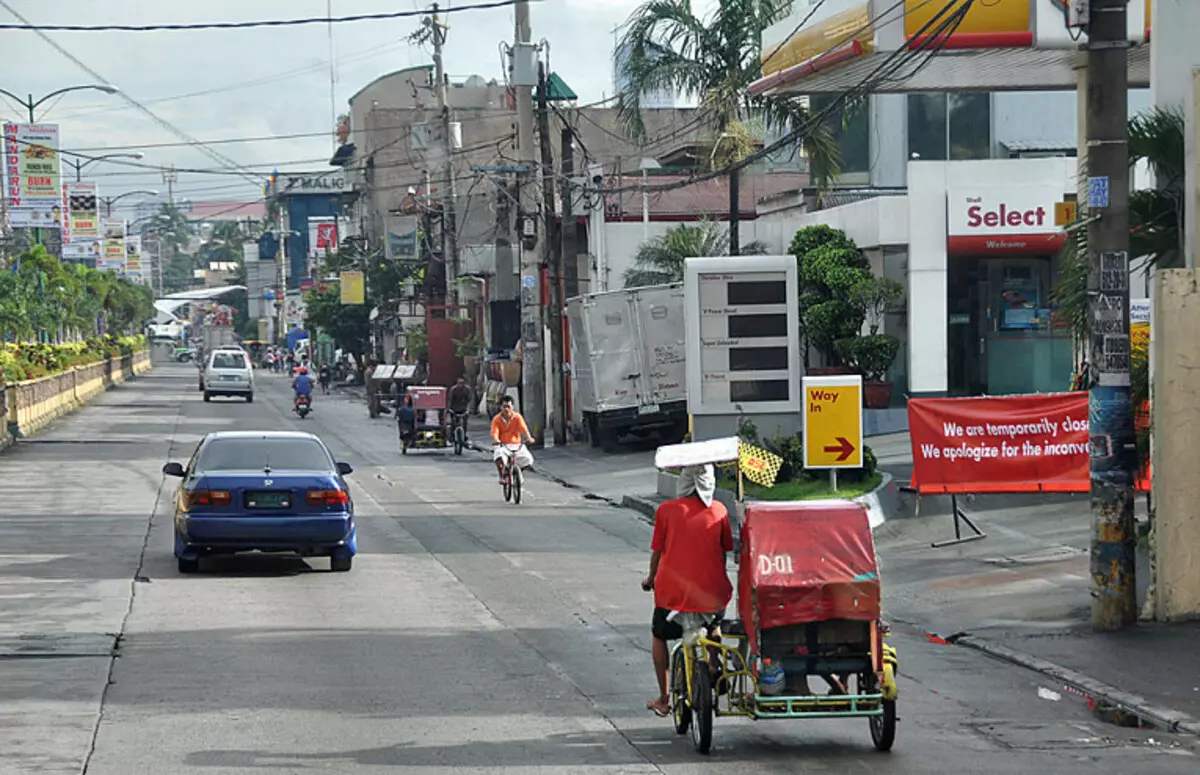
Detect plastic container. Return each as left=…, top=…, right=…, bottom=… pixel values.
left=759, top=658, right=786, bottom=696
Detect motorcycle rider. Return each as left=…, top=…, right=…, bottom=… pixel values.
left=292, top=366, right=313, bottom=411
left=318, top=362, right=332, bottom=394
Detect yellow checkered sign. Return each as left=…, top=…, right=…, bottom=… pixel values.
left=739, top=442, right=782, bottom=488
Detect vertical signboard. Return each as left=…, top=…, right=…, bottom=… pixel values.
left=124, top=235, right=145, bottom=283
left=3, top=123, right=62, bottom=227
left=99, top=220, right=126, bottom=272
left=802, top=375, right=864, bottom=469
left=683, top=255, right=800, bottom=416
left=340, top=270, right=365, bottom=304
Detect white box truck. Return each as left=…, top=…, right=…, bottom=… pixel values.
left=566, top=283, right=688, bottom=452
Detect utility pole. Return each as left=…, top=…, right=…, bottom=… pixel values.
left=728, top=169, right=740, bottom=255
left=538, top=64, right=565, bottom=446
left=560, top=126, right=579, bottom=297
left=1084, top=0, right=1137, bottom=631
left=513, top=0, right=545, bottom=445
left=162, top=166, right=176, bottom=206
left=430, top=3, right=459, bottom=307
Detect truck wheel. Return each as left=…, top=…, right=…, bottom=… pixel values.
left=587, top=416, right=600, bottom=448
left=599, top=427, right=619, bottom=454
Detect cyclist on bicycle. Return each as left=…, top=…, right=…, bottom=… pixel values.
left=448, top=376, right=472, bottom=431
left=642, top=464, right=733, bottom=717
left=490, top=395, right=535, bottom=481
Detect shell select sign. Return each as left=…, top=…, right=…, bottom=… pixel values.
left=802, top=375, right=863, bottom=469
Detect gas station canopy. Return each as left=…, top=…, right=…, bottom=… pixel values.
left=750, top=0, right=1152, bottom=98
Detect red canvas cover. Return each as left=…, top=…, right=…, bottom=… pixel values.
left=407, top=386, right=446, bottom=410
left=738, top=501, right=881, bottom=653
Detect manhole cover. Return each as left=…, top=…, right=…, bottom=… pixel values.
left=969, top=721, right=1125, bottom=750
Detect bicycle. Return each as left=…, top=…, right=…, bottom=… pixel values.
left=497, top=443, right=524, bottom=504
left=641, top=582, right=750, bottom=755
left=449, top=410, right=468, bottom=456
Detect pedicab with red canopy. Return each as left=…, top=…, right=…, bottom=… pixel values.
left=652, top=438, right=898, bottom=755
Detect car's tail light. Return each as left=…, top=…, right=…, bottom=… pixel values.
left=306, top=489, right=349, bottom=506
left=185, top=490, right=231, bottom=508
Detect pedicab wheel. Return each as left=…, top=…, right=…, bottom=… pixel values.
left=870, top=699, right=896, bottom=751
left=670, top=648, right=691, bottom=735
left=690, top=660, right=714, bottom=754
left=512, top=467, right=522, bottom=504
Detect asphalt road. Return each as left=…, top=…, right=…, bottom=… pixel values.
left=2, top=364, right=1195, bottom=774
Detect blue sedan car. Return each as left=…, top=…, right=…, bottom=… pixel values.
left=162, top=431, right=357, bottom=574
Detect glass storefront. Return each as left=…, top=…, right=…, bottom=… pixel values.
left=947, top=255, right=1073, bottom=396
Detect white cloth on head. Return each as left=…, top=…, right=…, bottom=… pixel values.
left=676, top=464, right=716, bottom=507
left=494, top=444, right=534, bottom=469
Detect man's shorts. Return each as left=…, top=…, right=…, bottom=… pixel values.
left=651, top=607, right=726, bottom=641
left=493, top=445, right=534, bottom=469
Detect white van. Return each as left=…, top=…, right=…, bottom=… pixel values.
left=204, top=348, right=254, bottom=403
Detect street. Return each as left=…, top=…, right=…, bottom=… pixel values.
left=1, top=365, right=1195, bottom=774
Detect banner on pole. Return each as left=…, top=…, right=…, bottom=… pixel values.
left=3, top=123, right=63, bottom=227
left=340, top=270, right=364, bottom=305
left=908, top=392, right=1149, bottom=494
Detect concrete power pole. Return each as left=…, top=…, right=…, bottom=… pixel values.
left=162, top=165, right=176, bottom=206
left=513, top=0, right=545, bottom=445
left=430, top=3, right=459, bottom=307
left=537, top=64, right=565, bottom=447
left=1084, top=0, right=1137, bottom=631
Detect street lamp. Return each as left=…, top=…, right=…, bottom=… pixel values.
left=0, top=84, right=120, bottom=246
left=66, top=152, right=145, bottom=182
left=0, top=84, right=120, bottom=122
left=100, top=190, right=159, bottom=219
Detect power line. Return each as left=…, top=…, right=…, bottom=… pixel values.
left=0, top=1, right=262, bottom=186
left=590, top=0, right=974, bottom=197
left=0, top=0, right=528, bottom=32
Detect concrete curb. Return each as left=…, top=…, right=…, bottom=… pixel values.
left=954, top=635, right=1200, bottom=736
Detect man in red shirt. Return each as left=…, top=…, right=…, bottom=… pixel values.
left=642, top=464, right=733, bottom=716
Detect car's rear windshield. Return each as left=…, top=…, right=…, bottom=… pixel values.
left=211, top=352, right=247, bottom=370
left=196, top=438, right=331, bottom=471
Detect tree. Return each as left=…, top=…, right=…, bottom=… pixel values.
left=617, top=0, right=841, bottom=185
left=623, top=220, right=768, bottom=287
left=790, top=224, right=872, bottom=367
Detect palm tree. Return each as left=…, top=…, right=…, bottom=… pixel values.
left=1052, top=106, right=1183, bottom=469
left=616, top=0, right=840, bottom=183
left=624, top=220, right=768, bottom=288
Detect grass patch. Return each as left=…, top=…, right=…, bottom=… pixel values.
left=717, top=472, right=883, bottom=501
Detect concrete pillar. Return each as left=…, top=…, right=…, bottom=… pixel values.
left=1150, top=269, right=1200, bottom=620
left=905, top=161, right=948, bottom=395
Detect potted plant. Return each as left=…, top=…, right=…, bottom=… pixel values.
left=837, top=335, right=901, bottom=408
left=453, top=331, right=485, bottom=376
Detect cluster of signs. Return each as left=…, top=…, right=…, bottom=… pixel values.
left=2, top=122, right=147, bottom=284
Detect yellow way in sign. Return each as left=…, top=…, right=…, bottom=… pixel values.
left=804, top=380, right=863, bottom=468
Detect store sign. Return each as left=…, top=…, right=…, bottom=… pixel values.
left=684, top=255, right=801, bottom=416
left=279, top=171, right=350, bottom=194
left=947, top=186, right=1066, bottom=255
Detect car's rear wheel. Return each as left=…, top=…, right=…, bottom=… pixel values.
left=331, top=553, right=353, bottom=572
left=246, top=393, right=254, bottom=403
left=203, top=392, right=212, bottom=402
left=177, top=556, right=199, bottom=574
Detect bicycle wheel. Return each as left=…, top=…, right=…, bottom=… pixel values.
left=690, top=659, right=713, bottom=754
left=503, top=471, right=512, bottom=502
left=512, top=466, right=522, bottom=504
left=454, top=427, right=463, bottom=456
left=670, top=647, right=691, bottom=735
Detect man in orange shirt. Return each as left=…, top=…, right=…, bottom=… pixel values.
left=490, top=395, right=535, bottom=480
left=642, top=464, right=733, bottom=716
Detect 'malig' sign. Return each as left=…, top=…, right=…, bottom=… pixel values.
left=946, top=186, right=1066, bottom=255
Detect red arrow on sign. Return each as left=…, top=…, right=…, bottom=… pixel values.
left=823, top=436, right=856, bottom=462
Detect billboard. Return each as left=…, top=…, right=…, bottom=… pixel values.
left=99, top=220, right=126, bottom=272
left=124, top=235, right=145, bottom=283
left=340, top=270, right=364, bottom=305
left=3, top=122, right=63, bottom=228
left=62, top=181, right=100, bottom=241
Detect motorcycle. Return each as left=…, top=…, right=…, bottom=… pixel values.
left=293, top=394, right=312, bottom=419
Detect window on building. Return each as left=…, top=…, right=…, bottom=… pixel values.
left=809, top=94, right=870, bottom=174
left=948, top=93, right=991, bottom=160
left=908, top=93, right=948, bottom=161
left=908, top=92, right=993, bottom=161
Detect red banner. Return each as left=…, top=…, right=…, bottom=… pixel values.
left=908, top=392, right=1150, bottom=494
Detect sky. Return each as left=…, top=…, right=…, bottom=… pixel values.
left=0, top=0, right=720, bottom=219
